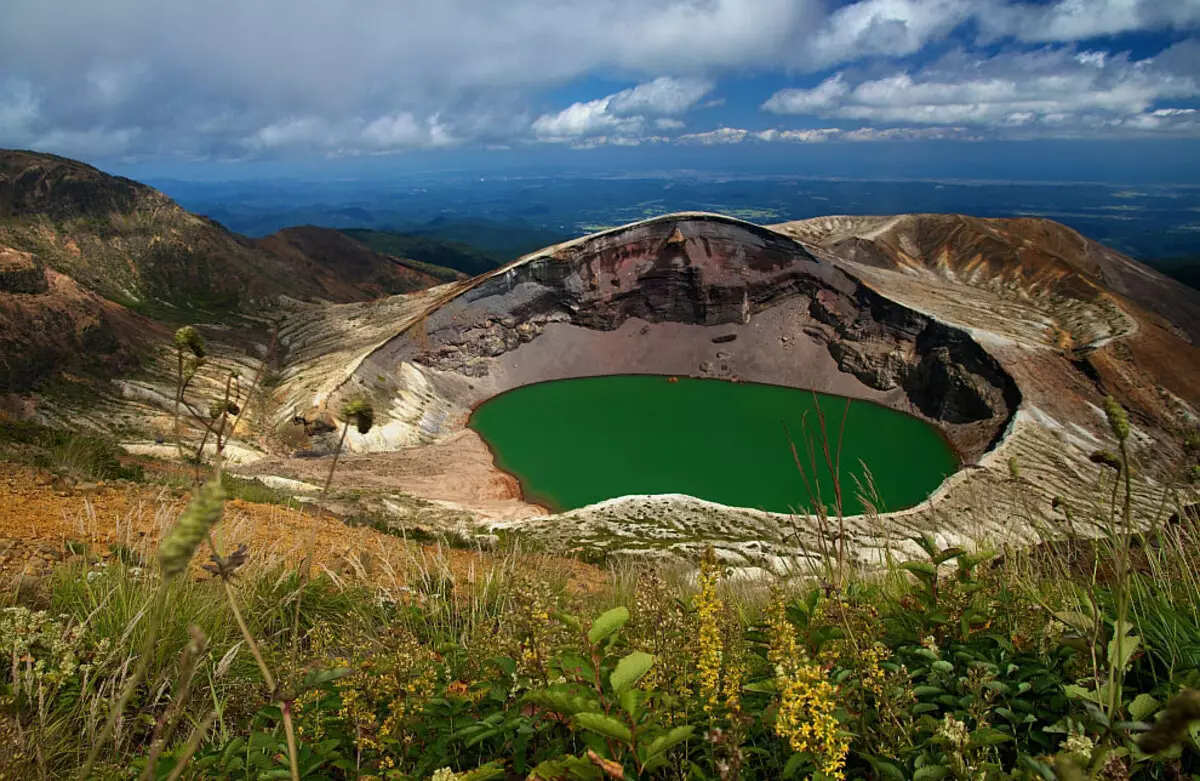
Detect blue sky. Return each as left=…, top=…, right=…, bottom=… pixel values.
left=2, top=0, right=1199, bottom=182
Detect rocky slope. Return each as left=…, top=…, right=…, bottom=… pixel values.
left=0, top=150, right=459, bottom=398
left=253, top=225, right=465, bottom=299
left=0, top=151, right=457, bottom=309
left=232, top=211, right=1197, bottom=567
left=0, top=245, right=142, bottom=393
left=2, top=151, right=1197, bottom=568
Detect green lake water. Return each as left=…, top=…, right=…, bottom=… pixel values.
left=468, top=375, right=959, bottom=515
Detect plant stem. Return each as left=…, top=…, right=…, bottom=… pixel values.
left=76, top=582, right=168, bottom=780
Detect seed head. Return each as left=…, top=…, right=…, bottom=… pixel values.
left=174, top=326, right=206, bottom=358
left=1102, top=396, right=1129, bottom=442
left=208, top=400, right=240, bottom=419
left=342, top=398, right=375, bottom=435
left=159, top=479, right=225, bottom=578
left=1089, top=450, right=1121, bottom=472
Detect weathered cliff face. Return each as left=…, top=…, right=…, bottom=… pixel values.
left=313, top=214, right=1018, bottom=463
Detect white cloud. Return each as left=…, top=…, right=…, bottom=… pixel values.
left=533, top=77, right=712, bottom=141
left=677, top=127, right=750, bottom=145
left=797, top=0, right=977, bottom=69
left=754, top=128, right=841, bottom=142
left=762, top=44, right=1200, bottom=135
left=677, top=125, right=978, bottom=144
left=2, top=0, right=1200, bottom=159
left=979, top=0, right=1200, bottom=43
left=608, top=77, right=714, bottom=115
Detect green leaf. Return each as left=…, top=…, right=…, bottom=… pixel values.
left=969, top=727, right=1012, bottom=747
left=783, top=752, right=808, bottom=779
left=610, top=651, right=655, bottom=694
left=1019, top=754, right=1058, bottom=781
left=574, top=712, right=633, bottom=743
left=644, top=725, right=694, bottom=760
left=1054, top=610, right=1095, bottom=634
left=587, top=607, right=630, bottom=645
left=618, top=688, right=639, bottom=719
left=1128, top=693, right=1161, bottom=722
left=862, top=754, right=908, bottom=781
left=1064, top=684, right=1107, bottom=705
left=932, top=661, right=954, bottom=673
left=901, top=561, right=938, bottom=581
left=528, top=757, right=603, bottom=780
left=914, top=766, right=950, bottom=781
left=914, top=686, right=945, bottom=698
left=1107, top=625, right=1141, bottom=673
left=553, top=610, right=583, bottom=633
left=461, top=763, right=508, bottom=781
left=933, top=547, right=967, bottom=565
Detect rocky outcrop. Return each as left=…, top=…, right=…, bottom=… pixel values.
left=0, top=252, right=140, bottom=393
left=0, top=248, right=48, bottom=295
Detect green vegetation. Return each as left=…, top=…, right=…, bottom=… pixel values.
left=3, top=338, right=1199, bottom=780
left=0, top=419, right=143, bottom=482
left=3, top=481, right=1200, bottom=779
left=469, top=375, right=958, bottom=514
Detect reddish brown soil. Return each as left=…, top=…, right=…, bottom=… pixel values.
left=0, top=462, right=604, bottom=593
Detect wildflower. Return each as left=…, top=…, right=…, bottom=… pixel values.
left=937, top=713, right=970, bottom=751
left=921, top=635, right=940, bottom=655
left=695, top=548, right=724, bottom=716
left=858, top=642, right=891, bottom=699
left=431, top=768, right=458, bottom=781
left=1062, top=732, right=1095, bottom=764
left=767, top=596, right=849, bottom=779
left=159, top=479, right=225, bottom=578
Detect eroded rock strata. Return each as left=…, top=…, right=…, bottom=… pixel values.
left=307, top=214, right=1019, bottom=468
left=240, top=212, right=1198, bottom=569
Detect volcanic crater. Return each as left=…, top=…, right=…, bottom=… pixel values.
left=256, top=214, right=1021, bottom=523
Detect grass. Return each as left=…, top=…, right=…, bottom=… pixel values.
left=0, top=420, right=144, bottom=482
left=2, top=394, right=1198, bottom=779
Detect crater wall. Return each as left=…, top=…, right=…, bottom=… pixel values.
left=317, top=214, right=1020, bottom=466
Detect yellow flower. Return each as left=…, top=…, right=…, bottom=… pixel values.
left=695, top=549, right=724, bottom=716
left=767, top=596, right=849, bottom=780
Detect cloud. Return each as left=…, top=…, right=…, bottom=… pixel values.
left=796, top=0, right=976, bottom=69
left=0, top=0, right=797, bottom=159
left=677, top=125, right=978, bottom=144
left=762, top=43, right=1200, bottom=135
left=676, top=127, right=751, bottom=145
left=2, top=0, right=1200, bottom=160
left=0, top=80, right=39, bottom=142
left=533, top=77, right=712, bottom=141
left=978, top=0, right=1200, bottom=43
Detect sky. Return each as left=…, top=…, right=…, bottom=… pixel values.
left=2, top=0, right=1200, bottom=182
